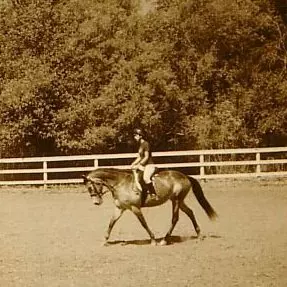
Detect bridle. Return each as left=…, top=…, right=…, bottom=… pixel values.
left=88, top=178, right=104, bottom=198
left=88, top=178, right=115, bottom=199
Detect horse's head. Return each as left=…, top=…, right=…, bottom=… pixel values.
left=82, top=175, right=104, bottom=205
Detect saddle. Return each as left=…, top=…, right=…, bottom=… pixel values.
left=132, top=168, right=159, bottom=206
left=132, top=168, right=158, bottom=189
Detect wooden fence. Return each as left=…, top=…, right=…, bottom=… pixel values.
left=0, top=147, right=287, bottom=186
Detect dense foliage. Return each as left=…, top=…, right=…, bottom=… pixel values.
left=0, top=0, right=286, bottom=157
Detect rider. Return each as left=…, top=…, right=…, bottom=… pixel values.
left=131, top=128, right=158, bottom=199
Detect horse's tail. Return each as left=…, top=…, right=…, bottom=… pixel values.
left=188, top=176, right=218, bottom=220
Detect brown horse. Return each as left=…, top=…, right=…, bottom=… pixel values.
left=82, top=168, right=217, bottom=246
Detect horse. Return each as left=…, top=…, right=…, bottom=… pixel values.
left=82, top=168, right=217, bottom=246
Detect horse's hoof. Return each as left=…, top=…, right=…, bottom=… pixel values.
left=196, top=228, right=202, bottom=238
left=197, top=234, right=204, bottom=241
left=151, top=239, right=157, bottom=246
left=159, top=239, right=168, bottom=246
left=102, top=241, right=110, bottom=247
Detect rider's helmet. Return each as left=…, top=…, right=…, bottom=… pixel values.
left=133, top=128, right=144, bottom=137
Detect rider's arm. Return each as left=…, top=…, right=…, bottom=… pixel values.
left=131, top=156, right=141, bottom=168
left=139, top=150, right=149, bottom=166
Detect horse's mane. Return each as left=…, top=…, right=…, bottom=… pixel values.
left=89, top=167, right=133, bottom=181
left=97, top=168, right=132, bottom=174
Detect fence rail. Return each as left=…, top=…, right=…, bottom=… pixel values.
left=0, top=147, right=287, bottom=186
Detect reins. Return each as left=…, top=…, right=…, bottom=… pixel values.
left=90, top=178, right=116, bottom=197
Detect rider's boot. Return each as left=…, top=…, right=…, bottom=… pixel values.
left=146, top=183, right=158, bottom=199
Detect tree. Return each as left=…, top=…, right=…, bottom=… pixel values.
left=0, top=0, right=286, bottom=157
left=0, top=0, right=84, bottom=156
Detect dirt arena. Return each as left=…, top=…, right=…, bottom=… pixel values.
left=1, top=179, right=287, bottom=287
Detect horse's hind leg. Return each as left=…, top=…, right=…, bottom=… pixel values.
left=179, top=201, right=201, bottom=237
left=160, top=199, right=180, bottom=245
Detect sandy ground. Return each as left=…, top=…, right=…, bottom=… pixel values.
left=0, top=179, right=287, bottom=287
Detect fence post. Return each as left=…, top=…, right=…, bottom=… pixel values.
left=94, top=158, right=99, bottom=168
left=256, top=152, right=261, bottom=176
left=200, top=154, right=205, bottom=178
left=43, top=161, right=48, bottom=189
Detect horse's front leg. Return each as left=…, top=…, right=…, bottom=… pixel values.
left=160, top=199, right=179, bottom=246
left=131, top=206, right=157, bottom=246
left=104, top=206, right=124, bottom=245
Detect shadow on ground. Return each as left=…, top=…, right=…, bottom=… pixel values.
left=105, top=234, right=222, bottom=246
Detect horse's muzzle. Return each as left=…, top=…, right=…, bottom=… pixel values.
left=92, top=197, right=102, bottom=205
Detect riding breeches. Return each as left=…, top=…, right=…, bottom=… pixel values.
left=143, top=164, right=156, bottom=184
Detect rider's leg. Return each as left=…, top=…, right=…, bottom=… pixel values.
left=133, top=169, right=143, bottom=191
left=147, top=182, right=157, bottom=197
left=143, top=165, right=157, bottom=197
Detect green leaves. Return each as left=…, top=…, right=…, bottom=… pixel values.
left=0, top=0, right=286, bottom=157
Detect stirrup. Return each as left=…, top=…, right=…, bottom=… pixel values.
left=149, top=193, right=158, bottom=200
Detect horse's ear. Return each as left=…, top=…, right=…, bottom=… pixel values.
left=82, top=175, right=88, bottom=184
